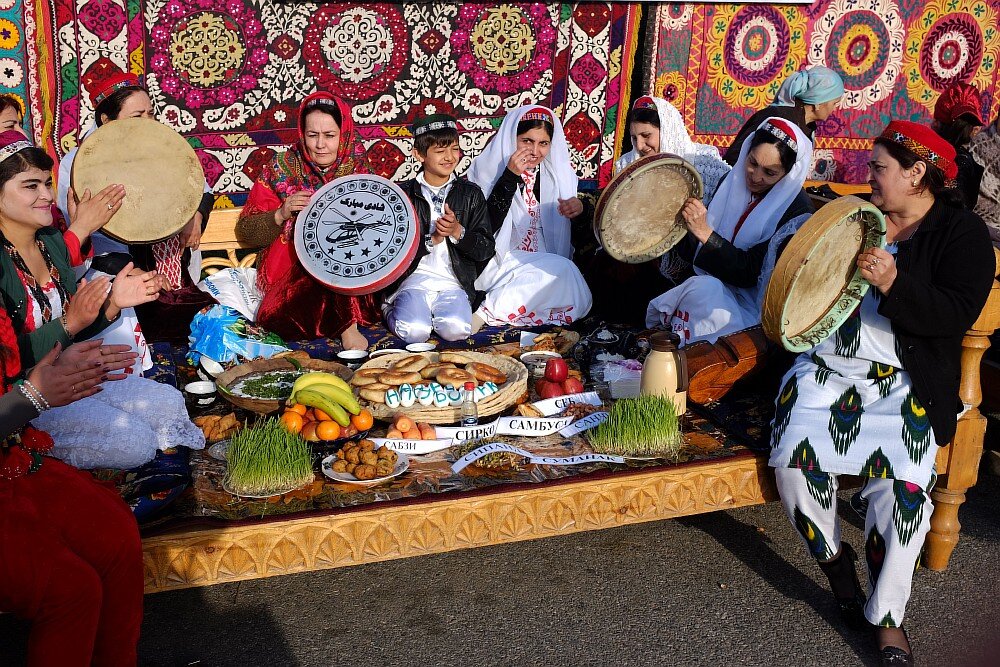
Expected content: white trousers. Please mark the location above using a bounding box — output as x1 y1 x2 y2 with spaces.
774 468 933 627
385 288 472 343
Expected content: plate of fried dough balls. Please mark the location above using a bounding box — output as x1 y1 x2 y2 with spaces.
321 439 409 486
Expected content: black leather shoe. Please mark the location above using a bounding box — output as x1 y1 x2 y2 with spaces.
877 625 914 666
818 543 868 630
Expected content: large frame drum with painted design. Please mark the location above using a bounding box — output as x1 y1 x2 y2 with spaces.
593 153 703 264
72 117 205 244
762 196 887 352
293 174 419 295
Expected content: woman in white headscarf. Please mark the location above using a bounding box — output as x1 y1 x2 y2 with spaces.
615 96 731 200
467 106 592 328
646 117 814 345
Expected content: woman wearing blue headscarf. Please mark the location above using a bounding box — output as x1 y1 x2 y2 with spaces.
724 66 844 166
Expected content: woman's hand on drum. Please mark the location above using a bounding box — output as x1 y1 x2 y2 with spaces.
276 190 314 225
179 212 203 249
506 147 534 176
558 197 584 219
26 342 121 407
64 276 112 336
680 198 713 243
67 184 126 240
858 247 897 294
104 262 162 320
53 339 137 382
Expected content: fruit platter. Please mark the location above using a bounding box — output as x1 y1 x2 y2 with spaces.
349 350 529 424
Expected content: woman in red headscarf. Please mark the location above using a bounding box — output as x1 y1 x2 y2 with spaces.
932 82 985 209
0 303 144 666
767 121 993 666
237 92 377 349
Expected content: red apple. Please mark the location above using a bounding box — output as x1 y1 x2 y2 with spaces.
544 357 568 383
536 380 564 400
562 377 585 394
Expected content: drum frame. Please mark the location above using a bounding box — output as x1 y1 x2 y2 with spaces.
594 153 703 264
762 196 886 352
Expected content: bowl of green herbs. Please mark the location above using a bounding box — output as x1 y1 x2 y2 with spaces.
215 356 352 414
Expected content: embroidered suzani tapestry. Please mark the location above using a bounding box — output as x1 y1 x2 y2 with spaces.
646 1 1000 183
22 1 641 204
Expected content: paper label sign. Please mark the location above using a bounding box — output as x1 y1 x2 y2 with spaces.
435 421 501 442
558 411 609 438
531 391 603 416
437 416 575 441
371 438 453 455
451 442 624 474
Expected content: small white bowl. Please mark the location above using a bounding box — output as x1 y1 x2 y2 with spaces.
370 348 407 359
184 380 217 406
405 342 437 353
336 349 369 362
519 351 562 377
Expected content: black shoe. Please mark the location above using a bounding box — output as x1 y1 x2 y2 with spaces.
818 543 868 630
877 625 914 666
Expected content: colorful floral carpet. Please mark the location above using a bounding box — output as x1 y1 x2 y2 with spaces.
27 1 641 203
645 0 1000 183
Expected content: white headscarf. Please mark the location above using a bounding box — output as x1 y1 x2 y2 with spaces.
697 116 812 271
467 105 578 260
614 96 732 202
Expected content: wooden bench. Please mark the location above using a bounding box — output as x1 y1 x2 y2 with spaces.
152 187 998 592
199 206 256 274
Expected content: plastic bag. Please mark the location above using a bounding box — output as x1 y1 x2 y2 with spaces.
197 267 261 321
187 304 288 366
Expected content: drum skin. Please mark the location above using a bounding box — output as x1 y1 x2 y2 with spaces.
762 196 887 352
72 117 204 244
594 153 703 264
293 174 420 296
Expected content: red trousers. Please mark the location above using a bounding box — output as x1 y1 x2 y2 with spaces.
0 458 143 666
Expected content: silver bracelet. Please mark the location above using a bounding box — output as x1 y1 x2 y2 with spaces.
22 380 51 411
19 384 45 413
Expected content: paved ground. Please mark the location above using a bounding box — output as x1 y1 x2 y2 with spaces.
2 464 997 666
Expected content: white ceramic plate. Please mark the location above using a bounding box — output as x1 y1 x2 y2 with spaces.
369 348 407 359
337 349 369 362
320 452 410 486
405 342 437 352
207 439 229 461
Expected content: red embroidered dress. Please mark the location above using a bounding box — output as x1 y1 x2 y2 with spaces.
240 92 381 339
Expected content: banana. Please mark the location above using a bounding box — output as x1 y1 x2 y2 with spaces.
294 382 361 415
292 372 351 396
294 388 351 427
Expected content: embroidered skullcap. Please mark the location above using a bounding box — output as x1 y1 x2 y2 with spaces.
521 107 553 123
412 113 458 137
83 58 142 109
760 118 800 153
933 83 984 126
879 120 958 180
633 96 657 111
775 66 845 107
0 130 32 165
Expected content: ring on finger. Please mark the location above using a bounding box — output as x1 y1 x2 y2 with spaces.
868 261 876 270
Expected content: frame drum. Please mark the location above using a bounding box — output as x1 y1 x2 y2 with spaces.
293 174 420 296
71 117 205 244
762 196 887 352
594 154 703 264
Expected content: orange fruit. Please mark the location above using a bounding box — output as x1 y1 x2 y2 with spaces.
351 409 374 431
301 422 320 442
287 403 308 416
280 411 304 434
316 421 341 441
313 408 333 422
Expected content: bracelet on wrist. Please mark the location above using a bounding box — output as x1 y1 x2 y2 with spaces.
59 313 74 341
19 383 48 413
23 380 51 411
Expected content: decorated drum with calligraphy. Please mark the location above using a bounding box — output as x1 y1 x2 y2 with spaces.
293 174 420 295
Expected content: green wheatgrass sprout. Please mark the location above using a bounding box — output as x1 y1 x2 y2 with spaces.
224 417 314 496
587 394 683 458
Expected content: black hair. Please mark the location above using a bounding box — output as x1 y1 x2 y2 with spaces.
95 86 146 126
516 118 553 139
301 103 343 130
626 107 660 129
0 147 54 190
872 136 964 207
749 128 797 174
414 126 459 156
0 94 23 120
936 114 981 149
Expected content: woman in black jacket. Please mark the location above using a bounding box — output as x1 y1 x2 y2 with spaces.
768 120 994 666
